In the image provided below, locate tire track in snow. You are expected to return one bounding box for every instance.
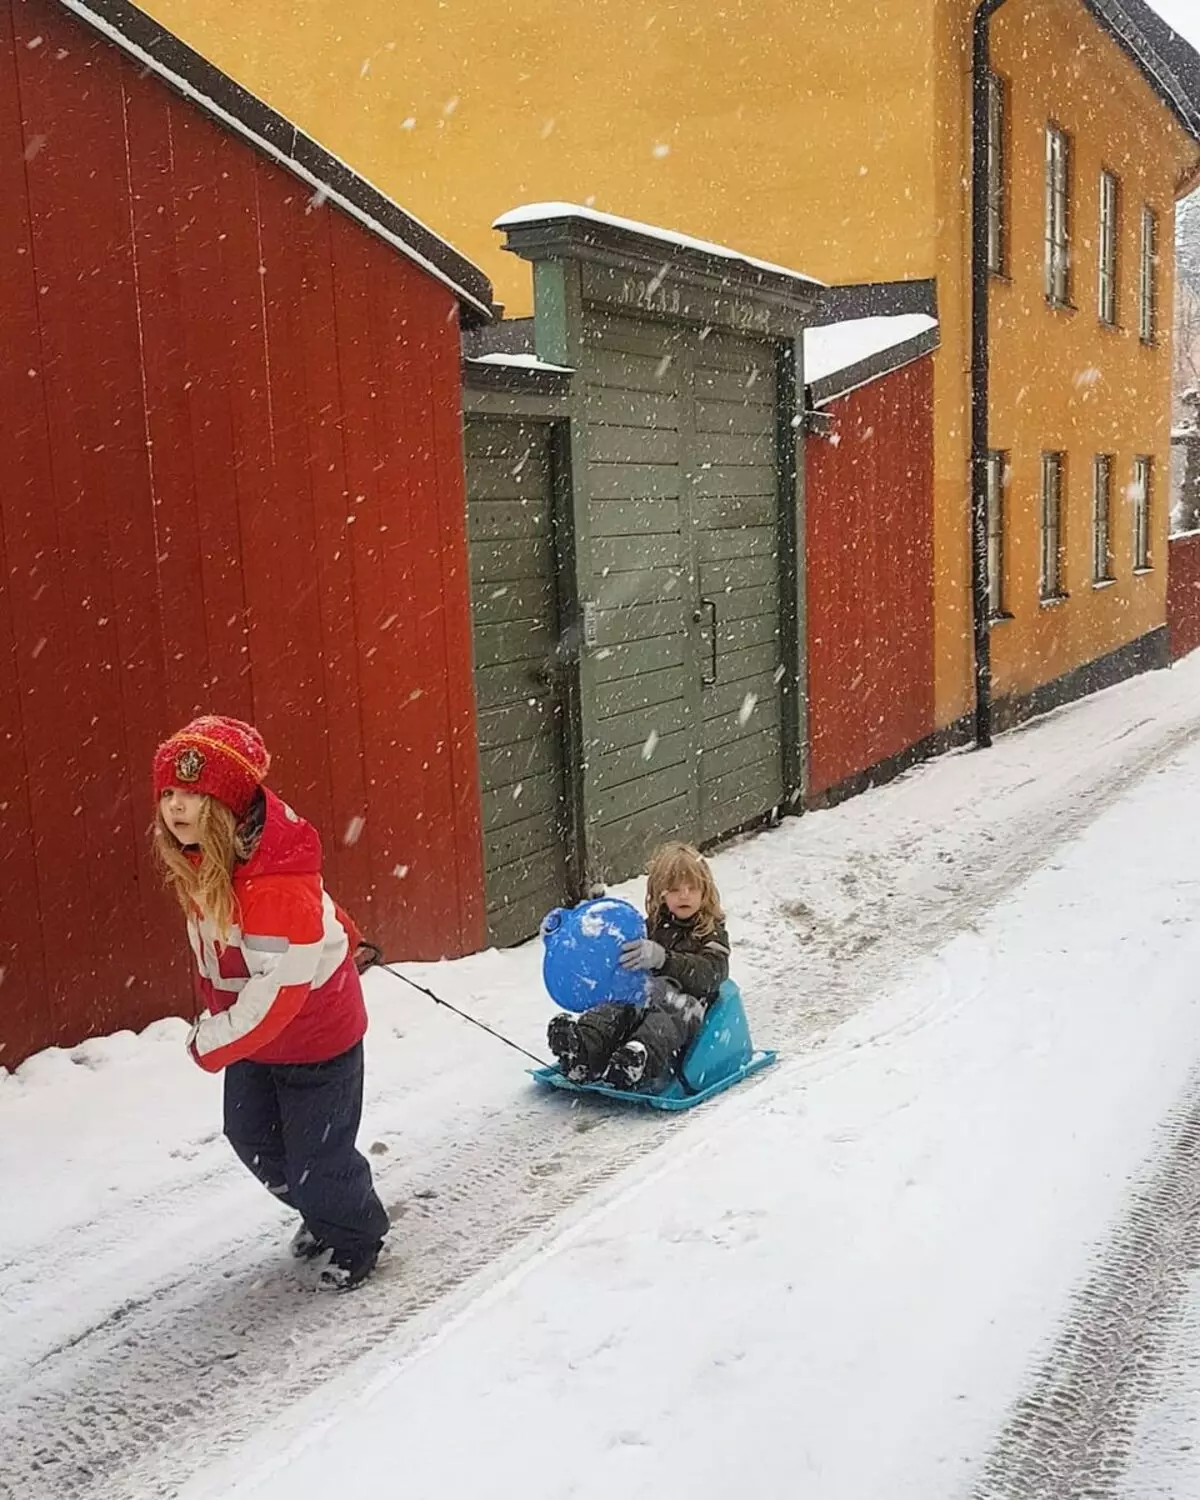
[973,1073,1200,1500]
[4,697,1200,1499]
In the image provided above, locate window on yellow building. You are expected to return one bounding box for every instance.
[1098,171,1119,327]
[1093,455,1114,583]
[1041,452,1066,600]
[986,451,1008,618]
[986,74,1009,277]
[1139,208,1159,345]
[1045,126,1072,308]
[1132,456,1153,569]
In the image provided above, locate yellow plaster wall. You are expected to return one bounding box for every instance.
[137,0,939,313]
[933,0,1193,721]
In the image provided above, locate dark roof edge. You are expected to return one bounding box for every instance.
[817,278,939,323]
[462,357,572,398]
[1082,0,1200,148]
[808,325,941,410]
[55,0,495,322]
[463,319,537,360]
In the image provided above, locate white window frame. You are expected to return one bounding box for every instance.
[1139,207,1158,345]
[1041,452,1066,600]
[986,73,1008,277]
[1093,454,1114,582]
[1098,171,1119,327]
[1045,125,1072,307]
[986,451,1007,617]
[1133,455,1153,570]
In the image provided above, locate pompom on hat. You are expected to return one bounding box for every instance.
[153,715,271,818]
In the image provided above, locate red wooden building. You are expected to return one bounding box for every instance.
[1168,530,1200,661]
[1,0,495,1066]
[803,292,939,802]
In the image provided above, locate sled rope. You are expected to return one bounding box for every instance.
[375,961,552,1068]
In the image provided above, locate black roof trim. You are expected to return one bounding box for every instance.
[816,278,938,324]
[1082,0,1200,146]
[463,319,537,360]
[54,0,495,322]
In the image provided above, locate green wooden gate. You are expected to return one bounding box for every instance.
[496,209,821,885]
[463,361,579,945]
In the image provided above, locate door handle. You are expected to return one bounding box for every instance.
[693,598,718,686]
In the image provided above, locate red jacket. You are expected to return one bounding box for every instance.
[186,789,367,1072]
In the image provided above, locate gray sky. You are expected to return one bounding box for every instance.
[1148,0,1200,49]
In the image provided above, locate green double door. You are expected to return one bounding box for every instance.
[579,314,788,873]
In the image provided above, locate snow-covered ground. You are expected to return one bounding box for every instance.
[7,654,1200,1499]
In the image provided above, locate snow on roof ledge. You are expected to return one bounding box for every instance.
[805,315,939,400]
[494,202,826,291]
[469,353,573,375]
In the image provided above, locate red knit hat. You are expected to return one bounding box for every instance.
[153,716,271,818]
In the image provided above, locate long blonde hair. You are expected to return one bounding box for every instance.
[153,794,249,939]
[645,841,724,938]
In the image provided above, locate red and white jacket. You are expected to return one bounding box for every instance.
[186,789,367,1073]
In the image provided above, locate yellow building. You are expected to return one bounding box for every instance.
[141,0,1200,734]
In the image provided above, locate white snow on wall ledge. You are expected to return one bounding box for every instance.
[467,353,573,374]
[804,314,938,385]
[494,202,825,289]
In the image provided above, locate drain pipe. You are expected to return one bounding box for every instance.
[970,0,1010,749]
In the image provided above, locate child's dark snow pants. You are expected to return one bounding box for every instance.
[223,1042,389,1255]
[575,986,707,1088]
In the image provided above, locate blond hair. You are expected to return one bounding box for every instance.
[645,841,723,938]
[152,794,252,940]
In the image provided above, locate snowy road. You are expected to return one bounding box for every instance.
[6,656,1200,1498]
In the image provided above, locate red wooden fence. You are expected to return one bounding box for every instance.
[804,357,936,800]
[1,0,485,1066]
[1168,531,1200,660]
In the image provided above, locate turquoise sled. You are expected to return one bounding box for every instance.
[531,980,777,1111]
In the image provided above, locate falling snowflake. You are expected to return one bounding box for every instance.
[738,693,758,726]
[642,730,659,761]
[343,815,366,847]
[652,143,671,159]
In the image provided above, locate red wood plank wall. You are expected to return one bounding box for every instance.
[804,357,936,800]
[1168,531,1200,661]
[0,0,485,1067]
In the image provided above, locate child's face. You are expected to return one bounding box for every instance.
[160,786,205,846]
[664,882,702,921]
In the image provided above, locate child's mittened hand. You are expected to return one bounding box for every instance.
[619,939,666,972]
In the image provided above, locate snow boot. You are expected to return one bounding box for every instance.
[602,1039,648,1091]
[316,1239,384,1292]
[547,1014,591,1082]
[289,1222,327,1261]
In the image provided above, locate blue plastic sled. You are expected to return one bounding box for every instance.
[531,980,777,1111]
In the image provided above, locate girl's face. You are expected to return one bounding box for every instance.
[160,786,205,846]
[664,882,702,921]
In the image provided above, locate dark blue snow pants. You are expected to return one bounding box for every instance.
[223,1042,389,1256]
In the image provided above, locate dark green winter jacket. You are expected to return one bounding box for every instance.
[649,907,731,1002]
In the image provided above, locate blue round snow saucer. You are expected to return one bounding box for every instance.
[541,897,648,1013]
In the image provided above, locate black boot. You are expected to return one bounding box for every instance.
[289,1221,328,1260]
[602,1040,649,1091]
[317,1239,384,1292]
[547,1014,591,1082]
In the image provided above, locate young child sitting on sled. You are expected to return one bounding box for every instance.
[547,842,731,1091]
